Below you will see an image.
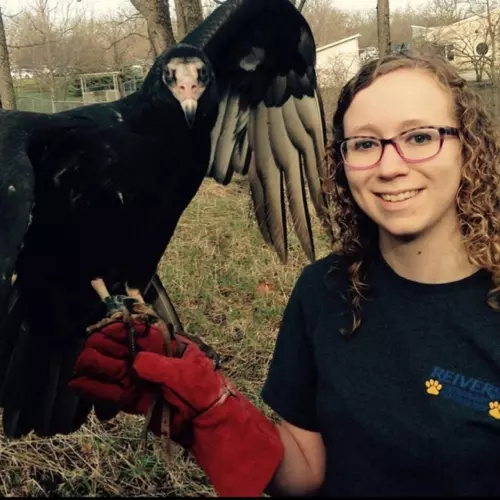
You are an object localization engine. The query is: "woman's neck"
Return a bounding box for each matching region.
[378,221,480,284]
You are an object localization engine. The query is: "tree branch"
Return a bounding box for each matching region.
[297,0,307,12]
[105,31,149,49]
[113,11,143,26]
[8,40,50,49]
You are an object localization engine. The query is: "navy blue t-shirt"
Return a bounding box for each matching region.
[261,251,500,496]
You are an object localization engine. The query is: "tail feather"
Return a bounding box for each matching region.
[1,318,93,438]
[0,281,95,438]
[48,335,95,435]
[1,321,30,438]
[144,274,184,332]
[12,331,59,437]
[145,274,221,367]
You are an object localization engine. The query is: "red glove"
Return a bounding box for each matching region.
[68,317,167,416]
[69,316,284,497]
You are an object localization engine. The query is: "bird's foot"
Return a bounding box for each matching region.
[89,279,177,460]
[89,279,148,359]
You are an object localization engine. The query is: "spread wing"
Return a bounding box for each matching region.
[0,111,96,320]
[183,0,329,263]
[0,112,36,318]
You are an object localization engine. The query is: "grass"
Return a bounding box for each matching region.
[0,177,332,497]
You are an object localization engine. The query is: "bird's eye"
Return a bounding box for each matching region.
[198,66,209,84]
[163,68,175,85]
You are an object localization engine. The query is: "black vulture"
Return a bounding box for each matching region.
[0,0,329,439]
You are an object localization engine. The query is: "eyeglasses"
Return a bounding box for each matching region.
[339,126,460,170]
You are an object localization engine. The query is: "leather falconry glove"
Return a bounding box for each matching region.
[69,299,284,498]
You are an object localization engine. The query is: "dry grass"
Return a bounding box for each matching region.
[0,176,332,497]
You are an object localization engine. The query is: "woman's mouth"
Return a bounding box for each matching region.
[378,189,423,202]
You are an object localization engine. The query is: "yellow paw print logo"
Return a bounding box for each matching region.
[425,379,442,396]
[489,401,500,419]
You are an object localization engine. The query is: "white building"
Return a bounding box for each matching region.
[411,7,500,83]
[315,34,361,87]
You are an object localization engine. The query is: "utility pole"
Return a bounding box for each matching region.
[377,0,391,57]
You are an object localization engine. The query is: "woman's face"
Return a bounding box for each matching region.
[342,68,462,242]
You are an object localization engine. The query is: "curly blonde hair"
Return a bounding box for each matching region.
[321,52,500,335]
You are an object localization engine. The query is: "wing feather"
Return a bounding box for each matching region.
[212,92,241,185]
[0,116,35,319]
[282,94,325,216]
[230,128,250,175]
[208,91,230,178]
[198,0,329,262]
[248,156,273,249]
[252,102,287,262]
[268,104,314,261]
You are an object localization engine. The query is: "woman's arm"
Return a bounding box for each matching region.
[266,420,326,497]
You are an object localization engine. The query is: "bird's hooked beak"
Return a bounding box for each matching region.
[180,99,197,128]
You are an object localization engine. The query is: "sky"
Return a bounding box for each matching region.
[0,0,432,17]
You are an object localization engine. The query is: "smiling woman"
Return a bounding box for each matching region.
[260,52,500,496]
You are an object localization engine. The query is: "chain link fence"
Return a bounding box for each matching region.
[16,96,83,113]
[14,78,143,114]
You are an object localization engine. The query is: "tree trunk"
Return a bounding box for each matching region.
[377,0,391,57]
[484,0,497,115]
[174,0,187,40]
[296,0,307,12]
[130,0,176,57]
[175,0,203,40]
[0,7,16,109]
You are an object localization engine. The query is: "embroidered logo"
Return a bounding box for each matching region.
[425,379,442,396]
[488,401,500,419]
[426,366,500,420]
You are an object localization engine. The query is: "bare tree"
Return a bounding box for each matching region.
[98,12,150,71]
[302,0,357,47]
[417,0,500,111]
[426,0,464,24]
[463,0,500,112]
[377,0,391,55]
[129,0,175,56]
[174,0,203,40]
[7,0,88,111]
[317,53,357,135]
[290,0,308,11]
[0,7,16,109]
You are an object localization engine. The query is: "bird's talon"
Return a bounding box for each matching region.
[102,294,140,317]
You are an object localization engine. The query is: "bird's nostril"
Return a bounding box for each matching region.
[180,85,197,91]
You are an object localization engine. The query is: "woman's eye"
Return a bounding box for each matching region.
[354,140,375,150]
[408,133,432,144]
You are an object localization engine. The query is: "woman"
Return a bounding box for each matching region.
[69,52,500,497]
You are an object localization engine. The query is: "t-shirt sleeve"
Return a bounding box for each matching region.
[261,270,318,432]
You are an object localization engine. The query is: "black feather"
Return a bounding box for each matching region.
[0,0,327,438]
[203,0,328,263]
[0,46,219,437]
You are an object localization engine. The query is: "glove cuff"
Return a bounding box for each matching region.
[189,386,284,497]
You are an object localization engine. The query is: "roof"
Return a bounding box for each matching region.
[316,34,361,53]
